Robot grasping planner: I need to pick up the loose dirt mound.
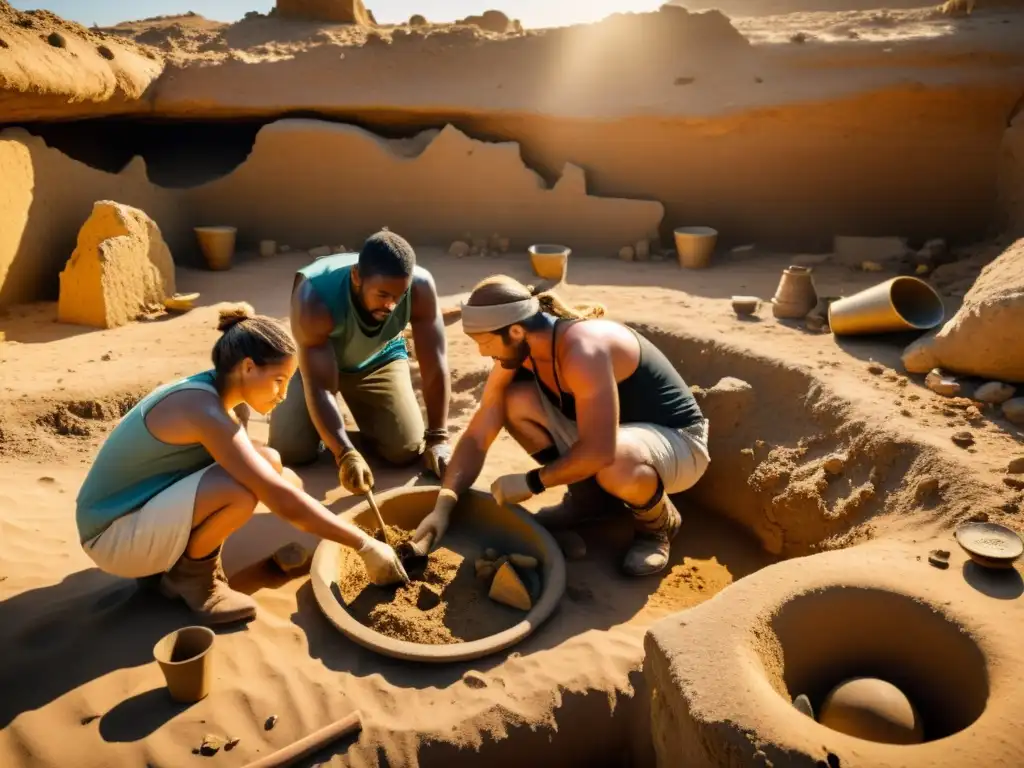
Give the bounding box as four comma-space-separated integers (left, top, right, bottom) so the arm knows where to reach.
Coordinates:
902, 238, 1024, 382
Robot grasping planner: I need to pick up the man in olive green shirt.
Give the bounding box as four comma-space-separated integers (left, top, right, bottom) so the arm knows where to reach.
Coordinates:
268, 230, 452, 494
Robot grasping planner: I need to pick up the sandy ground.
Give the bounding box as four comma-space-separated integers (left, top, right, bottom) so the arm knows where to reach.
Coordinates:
1, 245, 1021, 767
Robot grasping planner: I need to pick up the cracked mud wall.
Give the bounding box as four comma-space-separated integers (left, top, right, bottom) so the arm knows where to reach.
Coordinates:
459, 85, 1019, 248
0, 120, 664, 304
0, 129, 184, 306
184, 119, 664, 254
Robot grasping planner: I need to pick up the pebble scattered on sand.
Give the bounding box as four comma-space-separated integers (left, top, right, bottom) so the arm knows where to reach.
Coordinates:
265, 715, 278, 731
823, 455, 846, 475
951, 431, 975, 448
1008, 457, 1024, 475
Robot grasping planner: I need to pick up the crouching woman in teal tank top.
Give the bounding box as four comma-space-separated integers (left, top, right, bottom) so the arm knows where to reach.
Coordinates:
76, 302, 409, 625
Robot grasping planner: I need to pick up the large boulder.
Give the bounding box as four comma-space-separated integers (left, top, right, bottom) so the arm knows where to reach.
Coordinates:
57, 201, 176, 329
902, 238, 1024, 382
275, 0, 371, 24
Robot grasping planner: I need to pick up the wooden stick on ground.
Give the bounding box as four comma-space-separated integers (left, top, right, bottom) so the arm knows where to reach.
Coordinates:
241, 710, 363, 768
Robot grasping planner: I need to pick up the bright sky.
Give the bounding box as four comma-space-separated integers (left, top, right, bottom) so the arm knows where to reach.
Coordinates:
10, 1, 665, 30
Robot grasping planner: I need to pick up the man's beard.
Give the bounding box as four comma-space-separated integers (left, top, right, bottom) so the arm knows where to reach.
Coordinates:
497, 339, 530, 369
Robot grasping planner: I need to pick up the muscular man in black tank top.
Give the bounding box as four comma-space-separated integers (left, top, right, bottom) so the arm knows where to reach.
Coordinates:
411, 276, 711, 577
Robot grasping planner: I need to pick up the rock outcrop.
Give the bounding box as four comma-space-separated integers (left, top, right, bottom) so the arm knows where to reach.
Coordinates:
57, 201, 176, 328
902, 238, 1024, 383
275, 0, 371, 25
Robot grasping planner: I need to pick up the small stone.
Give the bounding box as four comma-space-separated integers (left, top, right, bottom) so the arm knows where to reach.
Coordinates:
975, 381, 1016, 405
1008, 457, 1024, 474
927, 549, 950, 569
509, 553, 539, 569
823, 456, 845, 475
448, 240, 470, 258
462, 670, 488, 689
866, 362, 884, 375
1002, 398, 1024, 425
915, 477, 939, 500
200, 735, 225, 756
1004, 477, 1024, 491
618, 246, 635, 262
265, 715, 278, 731
226, 737, 240, 751
925, 369, 960, 397
951, 431, 974, 448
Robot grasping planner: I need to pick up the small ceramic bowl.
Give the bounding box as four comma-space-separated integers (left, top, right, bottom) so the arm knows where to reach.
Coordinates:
731, 296, 760, 316
955, 521, 1024, 569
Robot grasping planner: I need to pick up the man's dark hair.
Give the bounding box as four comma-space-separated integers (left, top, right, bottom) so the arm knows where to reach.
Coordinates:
357, 229, 416, 279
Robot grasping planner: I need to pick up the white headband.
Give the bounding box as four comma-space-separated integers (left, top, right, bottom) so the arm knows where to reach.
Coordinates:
460, 297, 540, 334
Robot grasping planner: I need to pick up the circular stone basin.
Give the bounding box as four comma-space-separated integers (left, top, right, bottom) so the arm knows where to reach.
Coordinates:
769, 586, 987, 742
310, 486, 567, 663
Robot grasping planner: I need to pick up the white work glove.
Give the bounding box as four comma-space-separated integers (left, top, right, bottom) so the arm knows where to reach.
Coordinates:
423, 439, 452, 480
491, 473, 535, 507
357, 536, 409, 586
412, 489, 458, 553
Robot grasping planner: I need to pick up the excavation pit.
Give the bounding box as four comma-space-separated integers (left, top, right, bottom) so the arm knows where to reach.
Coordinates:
768, 586, 988, 742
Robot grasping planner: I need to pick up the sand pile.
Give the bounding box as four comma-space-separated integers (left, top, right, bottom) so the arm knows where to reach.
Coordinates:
337, 525, 520, 645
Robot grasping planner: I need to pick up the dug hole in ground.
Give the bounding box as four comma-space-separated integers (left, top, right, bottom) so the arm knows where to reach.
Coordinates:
2, 248, 1022, 768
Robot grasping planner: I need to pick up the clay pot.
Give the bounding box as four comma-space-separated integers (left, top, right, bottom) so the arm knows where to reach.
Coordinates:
194, 226, 237, 271
673, 226, 717, 269
528, 244, 570, 282
153, 626, 215, 703
771, 265, 818, 319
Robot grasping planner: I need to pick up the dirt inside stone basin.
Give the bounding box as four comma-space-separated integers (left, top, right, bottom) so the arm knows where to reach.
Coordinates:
0, 249, 1021, 768
336, 524, 526, 646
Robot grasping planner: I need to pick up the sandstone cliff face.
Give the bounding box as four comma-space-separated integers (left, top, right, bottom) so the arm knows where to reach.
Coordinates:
57, 201, 176, 329
274, 0, 371, 25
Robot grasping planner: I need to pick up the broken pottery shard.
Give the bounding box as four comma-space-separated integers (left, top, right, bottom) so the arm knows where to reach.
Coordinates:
928, 549, 950, 569
57, 201, 176, 329
489, 562, 532, 611
975, 381, 1016, 404
792, 694, 815, 719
